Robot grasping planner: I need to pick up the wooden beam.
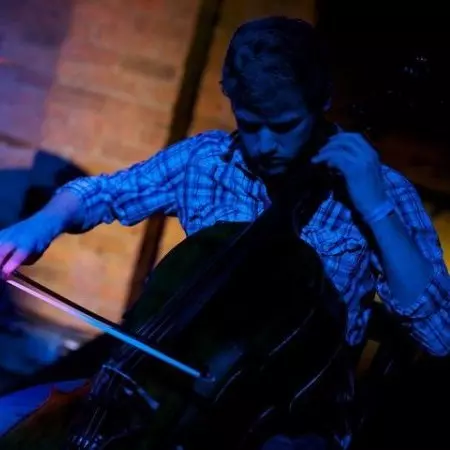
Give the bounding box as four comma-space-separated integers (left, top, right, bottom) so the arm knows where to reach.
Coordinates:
125, 0, 224, 309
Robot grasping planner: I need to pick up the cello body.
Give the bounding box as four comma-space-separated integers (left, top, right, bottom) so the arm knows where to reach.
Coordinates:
0, 220, 347, 449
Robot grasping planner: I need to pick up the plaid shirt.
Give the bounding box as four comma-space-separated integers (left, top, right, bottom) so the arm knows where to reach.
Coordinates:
58, 130, 450, 355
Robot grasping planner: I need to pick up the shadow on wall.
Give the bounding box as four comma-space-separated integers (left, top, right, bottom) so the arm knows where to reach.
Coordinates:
0, 139, 87, 387
0, 0, 84, 388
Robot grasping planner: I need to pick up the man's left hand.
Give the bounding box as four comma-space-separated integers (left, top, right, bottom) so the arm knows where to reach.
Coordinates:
311, 132, 388, 217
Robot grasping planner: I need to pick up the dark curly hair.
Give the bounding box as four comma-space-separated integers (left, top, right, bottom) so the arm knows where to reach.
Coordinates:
221, 16, 331, 112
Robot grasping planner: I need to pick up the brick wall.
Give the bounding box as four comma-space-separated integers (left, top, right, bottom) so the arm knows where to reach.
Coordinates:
0, 0, 201, 332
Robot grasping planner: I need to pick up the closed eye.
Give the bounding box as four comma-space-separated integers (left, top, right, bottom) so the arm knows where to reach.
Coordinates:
237, 117, 302, 133
237, 119, 260, 133
271, 119, 302, 133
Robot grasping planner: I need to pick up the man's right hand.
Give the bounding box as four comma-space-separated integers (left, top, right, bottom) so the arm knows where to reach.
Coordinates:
0, 216, 59, 278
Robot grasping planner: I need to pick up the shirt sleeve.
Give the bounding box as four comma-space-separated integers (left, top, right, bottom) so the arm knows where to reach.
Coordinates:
372, 169, 450, 356
54, 136, 198, 231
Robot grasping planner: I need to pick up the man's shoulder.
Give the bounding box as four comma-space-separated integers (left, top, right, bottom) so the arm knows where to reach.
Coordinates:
182, 129, 231, 150
174, 129, 234, 164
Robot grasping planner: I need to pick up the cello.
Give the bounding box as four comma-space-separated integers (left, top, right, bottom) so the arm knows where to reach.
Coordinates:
0, 127, 349, 449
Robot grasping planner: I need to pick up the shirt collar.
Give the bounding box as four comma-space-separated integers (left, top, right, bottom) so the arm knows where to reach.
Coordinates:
221, 130, 259, 180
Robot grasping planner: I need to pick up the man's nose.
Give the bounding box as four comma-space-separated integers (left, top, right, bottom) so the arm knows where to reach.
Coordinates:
258, 128, 276, 155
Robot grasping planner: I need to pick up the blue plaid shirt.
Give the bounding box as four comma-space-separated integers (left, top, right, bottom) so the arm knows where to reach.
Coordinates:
57, 130, 450, 355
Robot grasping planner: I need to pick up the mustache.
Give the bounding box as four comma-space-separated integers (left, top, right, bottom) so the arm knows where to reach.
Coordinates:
258, 154, 277, 164
254, 156, 285, 170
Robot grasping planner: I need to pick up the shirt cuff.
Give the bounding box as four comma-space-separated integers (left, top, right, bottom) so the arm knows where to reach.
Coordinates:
54, 177, 93, 201
54, 179, 97, 231
386, 267, 450, 319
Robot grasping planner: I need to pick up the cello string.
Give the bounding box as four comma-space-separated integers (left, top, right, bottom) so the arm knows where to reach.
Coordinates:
111, 203, 290, 375
73, 223, 254, 432
115, 219, 263, 371
119, 200, 296, 374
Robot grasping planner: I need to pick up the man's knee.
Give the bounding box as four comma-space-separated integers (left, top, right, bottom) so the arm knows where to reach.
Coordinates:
0, 379, 85, 436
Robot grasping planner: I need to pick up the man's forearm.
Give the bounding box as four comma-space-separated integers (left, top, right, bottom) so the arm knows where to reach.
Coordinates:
34, 190, 84, 236
368, 211, 434, 310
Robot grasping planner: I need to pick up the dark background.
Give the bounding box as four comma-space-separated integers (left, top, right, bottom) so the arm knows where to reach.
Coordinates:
316, 0, 449, 143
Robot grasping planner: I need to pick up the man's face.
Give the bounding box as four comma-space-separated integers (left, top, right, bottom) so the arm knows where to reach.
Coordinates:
233, 93, 319, 177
